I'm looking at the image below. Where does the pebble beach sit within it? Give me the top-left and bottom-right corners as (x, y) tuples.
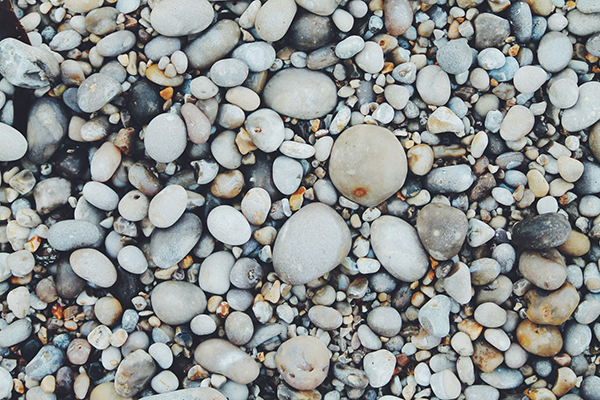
(0, 0), (600, 399)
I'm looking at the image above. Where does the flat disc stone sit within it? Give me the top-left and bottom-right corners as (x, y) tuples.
(272, 202), (351, 285)
(329, 125), (407, 207)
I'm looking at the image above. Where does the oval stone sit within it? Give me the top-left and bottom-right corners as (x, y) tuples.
(273, 202), (351, 285)
(70, 249), (117, 288)
(207, 205), (252, 246)
(150, 0), (213, 37)
(263, 68), (337, 119)
(416, 203), (468, 261)
(148, 185), (188, 228)
(371, 215), (429, 282)
(329, 125), (407, 207)
(517, 319), (563, 357)
(511, 212), (571, 249)
(144, 113), (187, 163)
(47, 220), (101, 251)
(194, 339), (260, 384)
(151, 281), (206, 325)
(0, 122), (27, 162)
(525, 283), (579, 326)
(276, 335), (331, 390)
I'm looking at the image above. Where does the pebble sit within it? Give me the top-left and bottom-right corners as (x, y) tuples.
(194, 339), (260, 384)
(477, 48), (506, 70)
(148, 185), (187, 228)
(47, 220), (100, 251)
(232, 42), (276, 73)
(443, 262), (472, 304)
(276, 335), (331, 390)
(0, 38), (59, 89)
(525, 283), (579, 325)
(517, 319), (563, 357)
(114, 349), (156, 397)
(150, 212), (202, 267)
(199, 251), (234, 295)
(224, 312), (253, 345)
(416, 203), (467, 261)
(26, 345), (65, 382)
(255, 0), (297, 42)
(0, 123), (27, 162)
(207, 205), (251, 246)
(27, 98), (69, 165)
(245, 109), (285, 153)
(562, 82), (600, 132)
(427, 107), (464, 134)
(424, 164), (476, 194)
(363, 349), (395, 388)
(436, 39), (473, 75)
(209, 58), (249, 88)
(77, 73), (122, 114)
(273, 203), (351, 284)
(150, 0), (213, 37)
(416, 65), (451, 106)
(329, 125), (407, 207)
(519, 249), (567, 290)
(474, 303), (507, 328)
(144, 113), (187, 164)
(96, 30), (136, 58)
(430, 369), (461, 400)
(70, 249), (117, 288)
(150, 370), (178, 394)
(263, 68), (337, 119)
(151, 281), (206, 325)
(499, 105), (535, 142)
(419, 295), (452, 338)
(371, 215), (429, 282)
(511, 212), (571, 249)
(538, 31), (573, 73)
(383, 0), (413, 35)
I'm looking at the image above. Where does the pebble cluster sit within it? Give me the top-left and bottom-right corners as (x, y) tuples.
(0, 0), (599, 399)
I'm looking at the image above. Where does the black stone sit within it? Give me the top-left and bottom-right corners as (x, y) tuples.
(287, 11), (335, 51)
(575, 161), (600, 195)
(56, 258), (86, 299)
(54, 145), (88, 180)
(20, 338), (42, 362)
(511, 212), (571, 250)
(508, 1), (533, 43)
(126, 80), (162, 124)
(55, 366), (75, 393)
(111, 268), (139, 309)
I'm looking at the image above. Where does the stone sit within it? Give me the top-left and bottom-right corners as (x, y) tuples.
(209, 59), (249, 88)
(537, 32), (573, 73)
(140, 388), (226, 400)
(329, 125), (407, 207)
(47, 220), (101, 252)
(151, 281), (206, 325)
(288, 11), (336, 51)
(0, 318), (32, 347)
(77, 73), (123, 114)
(199, 251), (234, 295)
(548, 78), (579, 109)
(383, 0), (413, 35)
(0, 123), (27, 162)
(479, 367), (523, 389)
(474, 303), (506, 328)
(562, 82), (600, 132)
(296, 0), (341, 15)
(525, 283), (579, 325)
(416, 203), (468, 260)
(70, 249), (117, 288)
(511, 213), (571, 249)
(126, 80), (162, 124)
(194, 339), (260, 385)
(517, 319), (563, 357)
(91, 141), (121, 182)
(443, 262), (472, 304)
(436, 39), (473, 75)
(477, 48), (506, 70)
(519, 249), (567, 290)
(255, 0), (297, 42)
(371, 215), (429, 282)
(263, 68), (337, 119)
(430, 370), (461, 400)
(355, 41), (384, 74)
(367, 306), (402, 337)
(185, 20), (240, 70)
(114, 350), (156, 397)
(96, 30), (136, 58)
(27, 98), (68, 164)
(564, 322), (592, 357)
(332, 363), (369, 389)
(150, 212), (202, 268)
(67, 339), (91, 365)
(499, 105), (534, 142)
(82, 181), (119, 211)
(85, 7), (119, 35)
(245, 109), (285, 153)
(148, 185), (187, 229)
(206, 205), (251, 246)
(419, 295), (452, 338)
(416, 65), (451, 106)
(26, 345), (65, 382)
(273, 203), (351, 285)
(424, 164), (476, 194)
(276, 335), (331, 390)
(232, 42), (276, 72)
(363, 349), (395, 388)
(144, 113), (187, 164)
(150, 0), (213, 37)
(426, 107), (464, 134)
(474, 13), (510, 49)
(513, 66), (547, 94)
(0, 38), (60, 89)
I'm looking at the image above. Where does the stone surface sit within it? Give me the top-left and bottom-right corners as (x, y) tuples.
(329, 125), (407, 207)
(150, 213), (202, 268)
(150, 0), (213, 37)
(114, 349), (156, 397)
(371, 215), (429, 282)
(511, 213), (571, 249)
(194, 339), (260, 385)
(273, 203), (351, 285)
(416, 203), (468, 261)
(77, 73), (123, 114)
(276, 335), (331, 390)
(263, 68), (337, 119)
(517, 319), (563, 357)
(151, 281), (206, 325)
(525, 283), (579, 325)
(70, 249), (117, 288)
(144, 113), (188, 164)
(0, 123), (27, 162)
(0, 38), (60, 89)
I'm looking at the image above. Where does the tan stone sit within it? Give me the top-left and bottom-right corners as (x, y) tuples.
(516, 319), (563, 357)
(472, 339), (503, 373)
(552, 367), (577, 397)
(518, 249), (567, 291)
(558, 230), (591, 257)
(524, 283), (579, 326)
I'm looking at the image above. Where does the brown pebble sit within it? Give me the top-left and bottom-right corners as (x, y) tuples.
(516, 319), (563, 357)
(524, 283), (579, 326)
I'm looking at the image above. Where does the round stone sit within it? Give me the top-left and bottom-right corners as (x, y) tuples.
(224, 312), (253, 345)
(329, 125), (407, 207)
(151, 281), (206, 325)
(144, 113), (187, 163)
(276, 335), (331, 390)
(537, 31), (573, 73)
(69, 249), (117, 288)
(272, 202), (351, 285)
(511, 212), (571, 249)
(436, 39), (472, 75)
(0, 123), (27, 162)
(499, 105), (535, 142)
(416, 203), (468, 261)
(245, 109), (285, 153)
(263, 68), (337, 120)
(241, 187), (271, 225)
(150, 0), (213, 37)
(209, 58), (249, 88)
(416, 65), (451, 106)
(367, 306), (402, 337)
(148, 185), (187, 228)
(77, 73), (122, 114)
(517, 319), (563, 357)
(207, 205), (252, 246)
(371, 215), (429, 282)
